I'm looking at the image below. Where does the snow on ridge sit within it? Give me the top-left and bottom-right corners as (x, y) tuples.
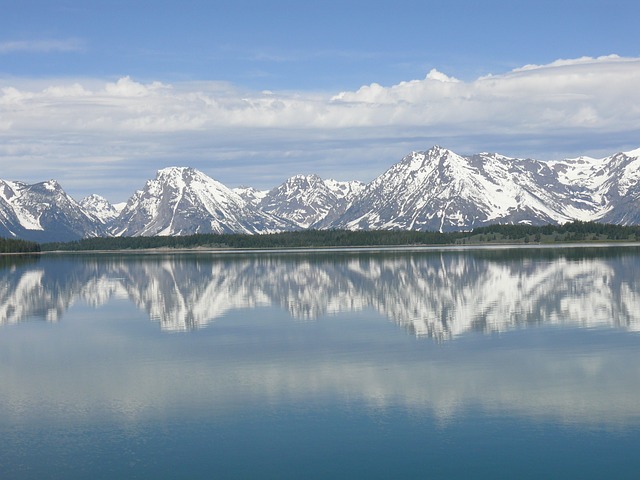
(113, 202), (127, 213)
(12, 204), (43, 231)
(5, 145), (640, 240)
(112, 164), (293, 236)
(42, 180), (59, 191)
(333, 145), (640, 232)
(0, 180), (43, 231)
(80, 194), (120, 224)
(624, 147), (640, 158)
(233, 186), (269, 205)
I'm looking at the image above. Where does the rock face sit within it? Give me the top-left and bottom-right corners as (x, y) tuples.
(80, 194), (121, 225)
(109, 167), (294, 236)
(580, 150), (640, 225)
(0, 179), (105, 242)
(258, 174), (365, 229)
(2, 146), (640, 241)
(333, 146), (640, 232)
(232, 186), (269, 206)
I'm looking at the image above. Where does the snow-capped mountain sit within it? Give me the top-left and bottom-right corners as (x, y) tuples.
(80, 194), (120, 225)
(259, 174), (365, 228)
(232, 186), (268, 206)
(332, 146), (573, 232)
(110, 167), (295, 236)
(549, 149), (640, 225)
(334, 146), (640, 232)
(0, 179), (105, 242)
(2, 145), (640, 242)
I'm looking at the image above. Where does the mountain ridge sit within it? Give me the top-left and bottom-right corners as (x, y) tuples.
(1, 145), (640, 241)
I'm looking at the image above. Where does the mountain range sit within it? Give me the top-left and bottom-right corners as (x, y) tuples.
(1, 146), (640, 242)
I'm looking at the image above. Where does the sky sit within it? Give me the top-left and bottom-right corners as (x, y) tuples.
(1, 0), (640, 203)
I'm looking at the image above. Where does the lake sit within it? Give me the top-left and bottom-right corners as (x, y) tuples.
(1, 246), (640, 479)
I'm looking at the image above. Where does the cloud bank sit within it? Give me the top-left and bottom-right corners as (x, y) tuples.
(1, 55), (639, 200)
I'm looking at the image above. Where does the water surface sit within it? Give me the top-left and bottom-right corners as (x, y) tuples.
(1, 246), (640, 478)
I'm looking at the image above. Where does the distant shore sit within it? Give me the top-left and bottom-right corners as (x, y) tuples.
(38, 240), (640, 257)
(2, 221), (640, 254)
(38, 222), (640, 253)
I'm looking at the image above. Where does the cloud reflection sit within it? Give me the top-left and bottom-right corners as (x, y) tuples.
(1, 248), (640, 428)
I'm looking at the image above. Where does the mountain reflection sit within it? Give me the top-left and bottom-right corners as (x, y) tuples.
(2, 247), (640, 339)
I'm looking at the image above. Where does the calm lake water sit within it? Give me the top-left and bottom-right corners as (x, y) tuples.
(2, 246), (640, 479)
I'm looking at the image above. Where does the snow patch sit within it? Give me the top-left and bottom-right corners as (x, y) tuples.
(624, 147), (640, 158)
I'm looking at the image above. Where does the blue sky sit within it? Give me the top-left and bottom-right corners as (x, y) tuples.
(1, 0), (639, 202)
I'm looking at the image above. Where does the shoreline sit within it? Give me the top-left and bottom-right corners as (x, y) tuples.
(31, 241), (640, 256)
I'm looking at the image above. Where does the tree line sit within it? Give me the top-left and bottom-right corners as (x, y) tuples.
(34, 221), (640, 252)
(0, 237), (41, 253)
(40, 229), (464, 251)
(469, 221), (640, 242)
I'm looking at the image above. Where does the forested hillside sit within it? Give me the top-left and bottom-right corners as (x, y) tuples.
(0, 237), (41, 253)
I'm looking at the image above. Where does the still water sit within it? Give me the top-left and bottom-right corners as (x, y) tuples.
(1, 246), (640, 479)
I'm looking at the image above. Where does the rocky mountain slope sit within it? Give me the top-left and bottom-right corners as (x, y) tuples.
(1, 146), (640, 241)
(81, 194), (121, 225)
(333, 146), (640, 232)
(257, 174), (365, 228)
(232, 186), (268, 206)
(110, 167), (295, 236)
(0, 179), (105, 242)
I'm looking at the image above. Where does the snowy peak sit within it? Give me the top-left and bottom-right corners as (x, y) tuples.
(154, 167), (214, 191)
(334, 147), (586, 232)
(81, 194), (119, 224)
(0, 178), (105, 241)
(593, 151), (640, 225)
(323, 178), (365, 201)
(624, 147), (640, 158)
(609, 152), (640, 197)
(233, 186), (269, 206)
(111, 167), (293, 236)
(157, 166), (192, 177)
(259, 174), (364, 229)
(402, 146), (468, 177)
(3, 145), (640, 242)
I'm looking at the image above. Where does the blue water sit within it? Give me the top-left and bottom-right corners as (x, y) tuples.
(1, 247), (640, 479)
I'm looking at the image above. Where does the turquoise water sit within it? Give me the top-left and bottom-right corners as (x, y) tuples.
(1, 247), (640, 479)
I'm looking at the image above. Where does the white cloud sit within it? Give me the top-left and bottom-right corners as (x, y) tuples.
(0, 55), (639, 200)
(329, 55), (640, 132)
(3, 55), (639, 133)
(425, 68), (460, 83)
(104, 76), (169, 97)
(0, 38), (85, 54)
(513, 54), (624, 72)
